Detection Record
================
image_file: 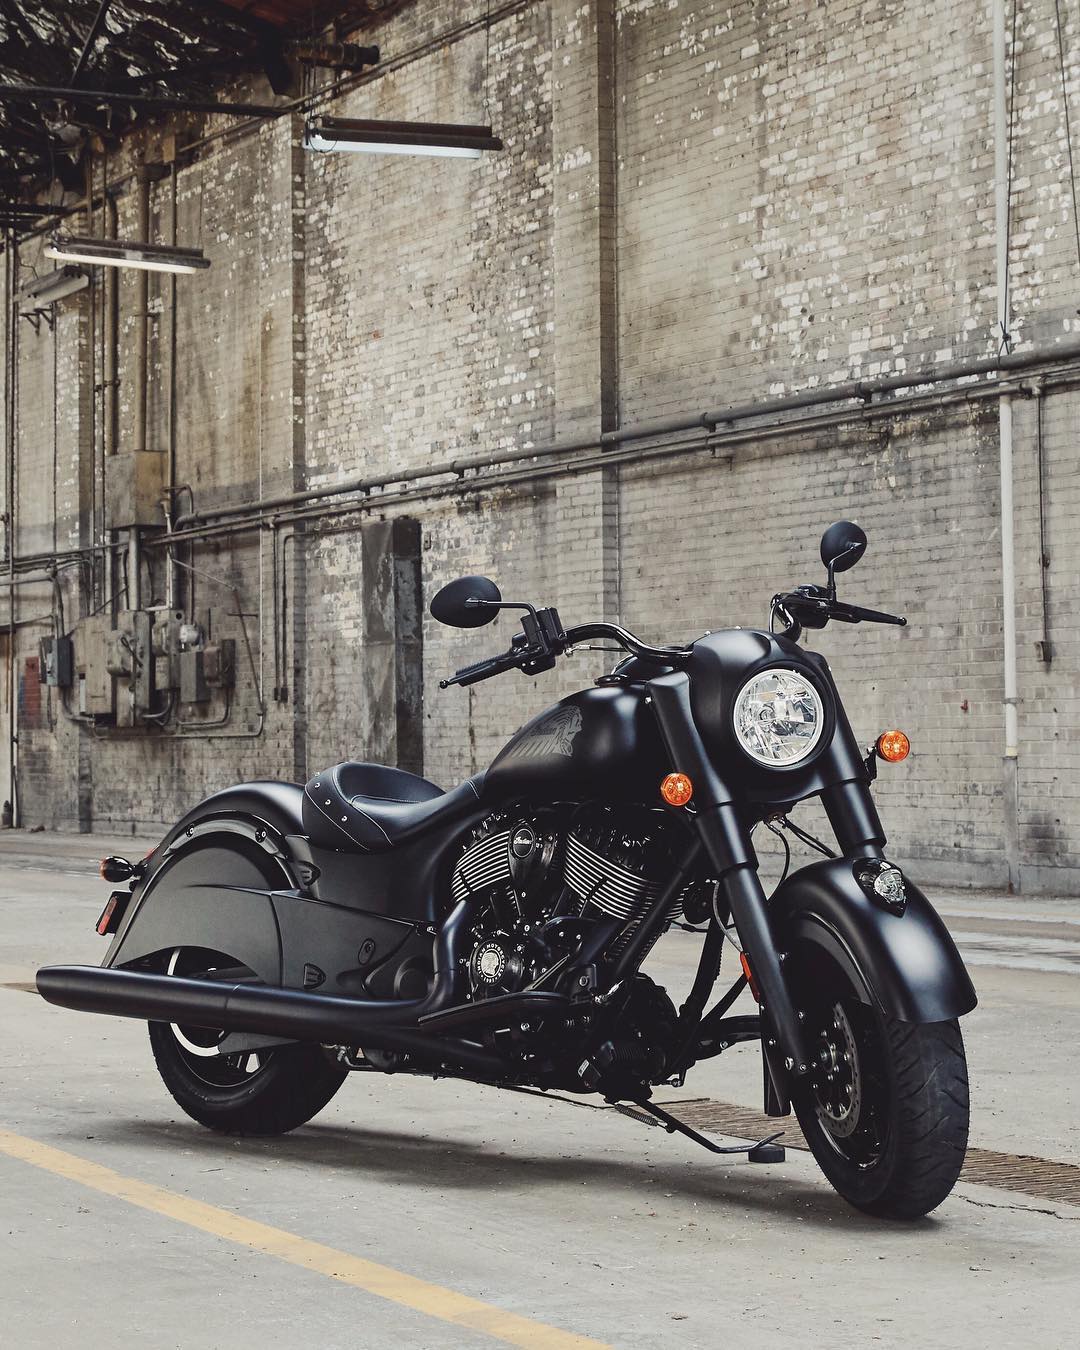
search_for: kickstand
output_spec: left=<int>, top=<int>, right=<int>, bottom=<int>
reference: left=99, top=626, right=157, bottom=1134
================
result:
left=619, top=1097, right=786, bottom=1163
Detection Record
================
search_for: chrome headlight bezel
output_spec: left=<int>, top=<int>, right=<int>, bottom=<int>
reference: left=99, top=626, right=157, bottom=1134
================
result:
left=731, top=666, right=827, bottom=769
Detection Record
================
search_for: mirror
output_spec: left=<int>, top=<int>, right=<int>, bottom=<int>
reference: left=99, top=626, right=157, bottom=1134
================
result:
left=820, top=520, right=868, bottom=574
left=429, top=575, right=502, bottom=628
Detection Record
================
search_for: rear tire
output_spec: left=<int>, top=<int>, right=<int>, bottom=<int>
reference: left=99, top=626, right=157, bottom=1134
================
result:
left=147, top=947, right=348, bottom=1135
left=788, top=946, right=970, bottom=1218
left=149, top=1021, right=349, bottom=1135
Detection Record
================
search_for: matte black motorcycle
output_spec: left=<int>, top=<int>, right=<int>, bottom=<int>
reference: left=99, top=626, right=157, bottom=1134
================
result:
left=38, top=521, right=976, bottom=1218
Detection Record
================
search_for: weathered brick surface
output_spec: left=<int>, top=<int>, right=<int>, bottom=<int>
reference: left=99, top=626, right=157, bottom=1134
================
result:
left=3, top=0, right=1080, bottom=891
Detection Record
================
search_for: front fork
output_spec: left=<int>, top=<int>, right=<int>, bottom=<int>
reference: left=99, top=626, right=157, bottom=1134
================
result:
left=647, top=673, right=885, bottom=1106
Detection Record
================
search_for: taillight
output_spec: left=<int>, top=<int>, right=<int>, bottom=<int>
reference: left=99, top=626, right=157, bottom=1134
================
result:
left=95, top=891, right=130, bottom=936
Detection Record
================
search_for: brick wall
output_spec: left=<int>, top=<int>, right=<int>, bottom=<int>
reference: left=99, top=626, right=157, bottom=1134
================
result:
left=4, top=0, right=1080, bottom=891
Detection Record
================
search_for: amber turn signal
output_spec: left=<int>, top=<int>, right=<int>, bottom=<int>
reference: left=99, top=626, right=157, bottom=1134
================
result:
left=99, top=855, right=134, bottom=883
left=875, top=730, right=911, bottom=764
left=660, top=772, right=693, bottom=807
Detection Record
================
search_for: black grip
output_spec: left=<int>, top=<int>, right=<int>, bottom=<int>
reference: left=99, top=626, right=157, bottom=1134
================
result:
left=440, top=651, right=517, bottom=688
left=833, top=602, right=907, bottom=626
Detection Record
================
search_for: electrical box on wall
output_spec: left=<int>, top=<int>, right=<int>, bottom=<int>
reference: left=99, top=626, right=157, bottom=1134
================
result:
left=111, top=610, right=153, bottom=727
left=38, top=636, right=73, bottom=688
left=204, top=639, right=236, bottom=688
left=71, top=605, right=236, bottom=725
left=76, top=616, right=114, bottom=717
left=180, top=648, right=209, bottom=704
left=152, top=611, right=185, bottom=690
left=104, top=450, right=165, bottom=528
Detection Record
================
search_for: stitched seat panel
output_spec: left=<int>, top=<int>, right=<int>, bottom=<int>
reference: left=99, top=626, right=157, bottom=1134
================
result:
left=302, top=761, right=483, bottom=852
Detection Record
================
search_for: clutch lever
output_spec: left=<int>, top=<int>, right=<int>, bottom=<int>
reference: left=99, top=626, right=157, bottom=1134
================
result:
left=440, top=648, right=521, bottom=688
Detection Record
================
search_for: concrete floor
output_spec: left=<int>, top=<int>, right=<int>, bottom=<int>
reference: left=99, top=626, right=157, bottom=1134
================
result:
left=1, top=830, right=1078, bottom=1349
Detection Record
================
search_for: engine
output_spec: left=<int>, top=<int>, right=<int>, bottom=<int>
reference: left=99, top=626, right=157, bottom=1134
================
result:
left=450, top=804, right=690, bottom=1002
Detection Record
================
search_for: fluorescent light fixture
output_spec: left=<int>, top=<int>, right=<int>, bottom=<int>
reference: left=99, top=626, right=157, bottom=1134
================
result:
left=44, top=234, right=211, bottom=274
left=17, top=265, right=89, bottom=307
left=303, top=115, right=502, bottom=158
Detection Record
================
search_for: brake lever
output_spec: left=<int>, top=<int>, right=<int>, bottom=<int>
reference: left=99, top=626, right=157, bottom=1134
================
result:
left=830, top=602, right=907, bottom=626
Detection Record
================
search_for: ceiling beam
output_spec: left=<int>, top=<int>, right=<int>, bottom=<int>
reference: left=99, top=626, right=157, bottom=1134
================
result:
left=0, top=82, right=287, bottom=120
left=71, top=0, right=116, bottom=87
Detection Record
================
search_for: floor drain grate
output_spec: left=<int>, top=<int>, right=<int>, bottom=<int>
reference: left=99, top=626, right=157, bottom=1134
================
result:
left=650, top=1099, right=1080, bottom=1209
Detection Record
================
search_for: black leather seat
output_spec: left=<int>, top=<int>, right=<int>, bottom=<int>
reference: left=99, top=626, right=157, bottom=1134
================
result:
left=302, top=762, right=484, bottom=853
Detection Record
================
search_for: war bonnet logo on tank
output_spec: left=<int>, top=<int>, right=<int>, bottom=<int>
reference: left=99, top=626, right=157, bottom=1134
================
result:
left=510, top=706, right=583, bottom=761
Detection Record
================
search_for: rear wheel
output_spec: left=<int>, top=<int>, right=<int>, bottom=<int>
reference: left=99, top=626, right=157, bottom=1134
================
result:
left=147, top=948, right=348, bottom=1135
left=788, top=945, right=969, bottom=1218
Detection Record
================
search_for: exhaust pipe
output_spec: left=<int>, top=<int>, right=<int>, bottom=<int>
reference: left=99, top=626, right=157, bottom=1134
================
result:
left=36, top=965, right=502, bottom=1077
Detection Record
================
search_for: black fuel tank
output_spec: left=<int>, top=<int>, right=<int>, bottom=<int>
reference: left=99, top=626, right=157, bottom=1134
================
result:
left=483, top=685, right=668, bottom=806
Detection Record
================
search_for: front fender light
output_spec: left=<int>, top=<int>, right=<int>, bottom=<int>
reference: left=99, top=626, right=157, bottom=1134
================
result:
left=732, top=668, right=825, bottom=767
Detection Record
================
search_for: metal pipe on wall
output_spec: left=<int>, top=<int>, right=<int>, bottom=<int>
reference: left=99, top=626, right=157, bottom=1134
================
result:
left=127, top=162, right=154, bottom=614
left=103, top=187, right=120, bottom=617
left=150, top=370, right=1070, bottom=555
left=165, top=165, right=179, bottom=613
left=174, top=336, right=1080, bottom=531
left=1032, top=379, right=1052, bottom=663
left=994, top=0, right=1021, bottom=891
left=4, top=231, right=18, bottom=825
left=133, top=166, right=150, bottom=455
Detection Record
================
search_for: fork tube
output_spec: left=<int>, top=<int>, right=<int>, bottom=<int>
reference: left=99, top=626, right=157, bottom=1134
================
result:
left=821, top=780, right=886, bottom=854
left=648, top=671, right=811, bottom=1078
left=719, top=864, right=810, bottom=1076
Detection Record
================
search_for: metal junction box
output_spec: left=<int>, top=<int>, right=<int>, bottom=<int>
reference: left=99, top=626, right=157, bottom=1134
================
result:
left=180, top=639, right=236, bottom=705
left=204, top=639, right=236, bottom=688
left=104, top=450, right=165, bottom=528
left=38, top=636, right=73, bottom=688
left=112, top=610, right=153, bottom=727
left=76, top=616, right=114, bottom=717
left=180, top=648, right=210, bottom=704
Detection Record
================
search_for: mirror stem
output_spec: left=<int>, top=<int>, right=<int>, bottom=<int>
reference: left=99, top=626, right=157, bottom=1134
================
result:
left=464, top=597, right=540, bottom=621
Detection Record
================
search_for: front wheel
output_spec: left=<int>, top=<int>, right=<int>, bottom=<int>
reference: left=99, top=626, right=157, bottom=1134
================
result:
left=788, top=949, right=969, bottom=1219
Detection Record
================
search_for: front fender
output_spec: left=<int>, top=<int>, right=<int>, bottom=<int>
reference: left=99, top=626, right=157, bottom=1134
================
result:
left=771, top=857, right=977, bottom=1023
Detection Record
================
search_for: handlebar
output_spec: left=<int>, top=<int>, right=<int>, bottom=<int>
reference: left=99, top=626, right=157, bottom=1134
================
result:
left=442, top=588, right=905, bottom=690
left=440, top=615, right=692, bottom=690
left=564, top=622, right=692, bottom=663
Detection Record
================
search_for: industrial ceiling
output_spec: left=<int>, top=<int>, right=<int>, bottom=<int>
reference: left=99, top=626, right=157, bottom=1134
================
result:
left=0, top=1, right=409, bottom=192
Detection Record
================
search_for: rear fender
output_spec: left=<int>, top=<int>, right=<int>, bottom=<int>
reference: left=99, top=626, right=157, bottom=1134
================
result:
left=771, top=857, right=977, bottom=1023
left=104, top=814, right=295, bottom=984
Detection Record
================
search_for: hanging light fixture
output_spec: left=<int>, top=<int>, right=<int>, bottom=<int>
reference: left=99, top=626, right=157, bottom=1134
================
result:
left=44, top=234, right=211, bottom=274
left=17, top=265, right=90, bottom=307
left=303, top=115, right=502, bottom=158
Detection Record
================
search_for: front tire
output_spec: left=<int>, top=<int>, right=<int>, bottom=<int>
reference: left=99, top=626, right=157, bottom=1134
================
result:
left=789, top=949, right=970, bottom=1218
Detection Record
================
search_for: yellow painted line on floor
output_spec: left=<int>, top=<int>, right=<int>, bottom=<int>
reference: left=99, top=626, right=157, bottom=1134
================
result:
left=0, top=1129, right=608, bottom=1350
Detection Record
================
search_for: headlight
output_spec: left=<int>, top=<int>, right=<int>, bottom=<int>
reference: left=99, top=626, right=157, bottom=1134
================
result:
left=732, top=668, right=825, bottom=767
